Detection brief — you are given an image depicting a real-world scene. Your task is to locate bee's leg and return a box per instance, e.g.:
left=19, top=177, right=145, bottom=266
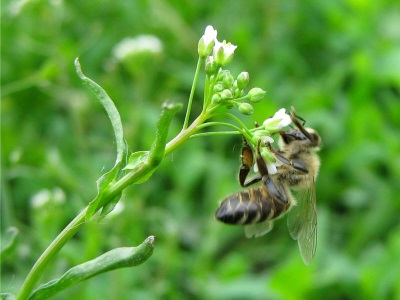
left=289, top=107, right=316, bottom=142
left=239, top=137, right=262, bottom=187
left=266, top=143, right=308, bottom=174
left=255, top=142, right=288, bottom=204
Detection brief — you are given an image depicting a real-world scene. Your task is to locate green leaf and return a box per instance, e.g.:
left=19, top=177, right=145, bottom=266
left=98, top=191, right=122, bottom=220
left=123, top=151, right=155, bottom=184
left=75, top=58, right=128, bottom=219
left=85, top=161, right=124, bottom=220
left=148, top=101, right=182, bottom=166
left=124, top=151, right=149, bottom=171
left=28, top=236, right=155, bottom=300
left=75, top=58, right=125, bottom=165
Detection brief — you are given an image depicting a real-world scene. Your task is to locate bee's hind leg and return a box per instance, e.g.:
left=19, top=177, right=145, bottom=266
left=256, top=141, right=289, bottom=204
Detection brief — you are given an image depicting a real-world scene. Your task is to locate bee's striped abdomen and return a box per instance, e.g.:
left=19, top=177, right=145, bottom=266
left=215, top=187, right=289, bottom=225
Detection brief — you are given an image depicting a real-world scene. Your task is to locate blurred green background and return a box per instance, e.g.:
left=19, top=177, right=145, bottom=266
left=2, top=0, right=400, bottom=299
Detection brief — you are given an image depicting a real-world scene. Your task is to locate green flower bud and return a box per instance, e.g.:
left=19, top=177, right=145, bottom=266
left=205, top=56, right=218, bottom=75
left=248, top=87, right=266, bottom=103
left=220, top=89, right=233, bottom=100
left=213, top=83, right=224, bottom=93
left=217, top=69, right=229, bottom=81
left=233, top=88, right=244, bottom=98
left=237, top=72, right=250, bottom=90
left=211, top=94, right=223, bottom=104
left=260, top=147, right=276, bottom=163
left=222, top=71, right=234, bottom=88
left=238, top=103, right=254, bottom=115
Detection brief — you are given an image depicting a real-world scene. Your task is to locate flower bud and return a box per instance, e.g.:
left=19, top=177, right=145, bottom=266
left=238, top=103, right=254, bottom=115
left=198, top=25, right=217, bottom=58
left=213, top=83, right=224, bottom=93
left=205, top=56, right=218, bottom=75
left=263, top=108, right=292, bottom=131
left=220, top=89, right=233, bottom=100
left=233, top=88, right=244, bottom=98
left=248, top=87, right=266, bottom=103
left=222, top=71, right=234, bottom=88
left=211, top=94, right=222, bottom=104
left=213, top=40, right=237, bottom=66
left=216, top=69, right=229, bottom=81
left=260, top=147, right=275, bottom=163
left=237, top=72, right=250, bottom=90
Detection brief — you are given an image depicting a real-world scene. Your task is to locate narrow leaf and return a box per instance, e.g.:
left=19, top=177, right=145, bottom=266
left=75, top=58, right=125, bottom=165
left=85, top=162, right=122, bottom=219
left=75, top=58, right=128, bottom=219
left=28, top=236, right=155, bottom=300
left=148, top=101, right=182, bottom=166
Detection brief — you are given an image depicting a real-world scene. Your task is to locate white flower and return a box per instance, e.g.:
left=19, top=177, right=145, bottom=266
left=30, top=187, right=65, bottom=208
left=266, top=159, right=283, bottom=175
left=198, top=25, right=218, bottom=57
left=263, top=108, right=292, bottom=131
left=113, top=35, right=163, bottom=61
left=204, top=25, right=218, bottom=40
left=213, top=40, right=237, bottom=66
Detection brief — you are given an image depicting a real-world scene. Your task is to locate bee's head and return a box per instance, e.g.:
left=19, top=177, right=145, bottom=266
left=280, top=128, right=320, bottom=147
left=279, top=108, right=321, bottom=150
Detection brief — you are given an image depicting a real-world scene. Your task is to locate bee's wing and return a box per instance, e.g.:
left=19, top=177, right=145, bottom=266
left=287, top=178, right=317, bottom=265
left=245, top=220, right=274, bottom=238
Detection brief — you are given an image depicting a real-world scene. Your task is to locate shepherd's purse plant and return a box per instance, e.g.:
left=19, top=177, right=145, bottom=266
left=4, top=25, right=294, bottom=300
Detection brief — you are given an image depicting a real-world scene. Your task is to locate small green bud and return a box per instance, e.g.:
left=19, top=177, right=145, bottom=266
left=238, top=103, right=254, bottom=115
left=211, top=94, right=223, bottom=104
left=220, top=89, right=233, bottom=100
left=217, top=69, right=229, bottom=81
left=237, top=72, right=250, bottom=90
left=248, top=87, right=266, bottom=103
left=222, top=71, right=234, bottom=88
left=233, top=88, right=244, bottom=98
left=213, top=83, right=224, bottom=93
left=205, top=56, right=218, bottom=75
left=260, top=147, right=276, bottom=163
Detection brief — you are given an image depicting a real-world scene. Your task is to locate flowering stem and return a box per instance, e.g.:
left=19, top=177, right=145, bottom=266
left=183, top=57, right=204, bottom=130
left=196, top=121, right=243, bottom=133
left=190, top=131, right=241, bottom=139
left=16, top=210, right=87, bottom=300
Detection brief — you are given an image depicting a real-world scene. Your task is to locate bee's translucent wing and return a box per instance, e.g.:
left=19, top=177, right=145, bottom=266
left=245, top=220, right=274, bottom=238
left=287, top=178, right=317, bottom=265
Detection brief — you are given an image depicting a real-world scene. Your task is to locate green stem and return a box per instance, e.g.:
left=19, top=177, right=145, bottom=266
left=183, top=57, right=203, bottom=130
left=196, top=121, right=243, bottom=132
left=16, top=210, right=87, bottom=300
left=190, top=131, right=242, bottom=139
left=15, top=110, right=210, bottom=300
left=202, top=69, right=219, bottom=112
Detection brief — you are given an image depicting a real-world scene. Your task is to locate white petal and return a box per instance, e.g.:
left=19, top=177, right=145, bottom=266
left=267, top=163, right=277, bottom=175
left=203, top=25, right=217, bottom=43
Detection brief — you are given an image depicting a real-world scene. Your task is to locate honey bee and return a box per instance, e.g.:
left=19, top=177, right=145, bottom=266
left=215, top=108, right=321, bottom=265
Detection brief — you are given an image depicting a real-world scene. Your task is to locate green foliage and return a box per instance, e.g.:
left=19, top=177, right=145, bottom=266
left=2, top=0, right=400, bottom=299
left=28, top=236, right=155, bottom=300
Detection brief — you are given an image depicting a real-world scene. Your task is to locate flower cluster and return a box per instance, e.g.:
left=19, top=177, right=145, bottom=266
left=198, top=25, right=266, bottom=116
left=196, top=26, right=294, bottom=174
